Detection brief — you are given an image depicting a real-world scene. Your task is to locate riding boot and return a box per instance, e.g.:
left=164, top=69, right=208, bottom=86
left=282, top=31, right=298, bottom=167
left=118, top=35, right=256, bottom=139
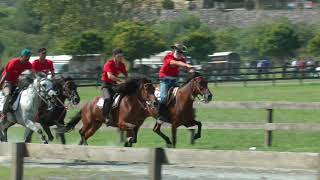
left=1, top=95, right=12, bottom=121
left=156, top=103, right=169, bottom=124
left=103, top=98, right=113, bottom=126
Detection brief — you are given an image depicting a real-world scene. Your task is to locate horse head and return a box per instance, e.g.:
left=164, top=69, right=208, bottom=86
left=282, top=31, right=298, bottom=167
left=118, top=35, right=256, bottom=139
left=61, top=77, right=80, bottom=105
left=189, top=72, right=213, bottom=103
left=34, top=77, right=57, bottom=97
left=140, top=79, right=159, bottom=110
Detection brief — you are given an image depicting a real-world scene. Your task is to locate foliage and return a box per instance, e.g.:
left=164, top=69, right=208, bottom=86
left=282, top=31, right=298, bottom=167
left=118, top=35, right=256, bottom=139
left=24, top=0, right=145, bottom=38
left=214, top=30, right=238, bottom=52
left=256, top=21, right=300, bottom=62
left=176, top=31, right=215, bottom=61
left=152, top=13, right=205, bottom=46
left=162, top=0, right=175, bottom=9
left=106, top=21, right=165, bottom=68
left=307, top=33, right=320, bottom=56
left=60, top=30, right=105, bottom=55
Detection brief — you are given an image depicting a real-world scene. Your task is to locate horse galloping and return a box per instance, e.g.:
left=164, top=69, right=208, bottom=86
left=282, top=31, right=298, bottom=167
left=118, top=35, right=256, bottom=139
left=24, top=76, right=80, bottom=144
left=65, top=77, right=158, bottom=147
left=0, top=72, right=57, bottom=143
left=153, top=72, right=213, bottom=148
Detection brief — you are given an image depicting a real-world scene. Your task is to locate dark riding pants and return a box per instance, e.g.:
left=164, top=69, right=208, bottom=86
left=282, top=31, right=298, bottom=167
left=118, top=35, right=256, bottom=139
left=101, top=82, right=115, bottom=120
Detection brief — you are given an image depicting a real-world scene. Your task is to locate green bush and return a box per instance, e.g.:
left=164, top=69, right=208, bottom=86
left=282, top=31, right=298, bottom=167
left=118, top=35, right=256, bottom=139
left=162, top=0, right=174, bottom=9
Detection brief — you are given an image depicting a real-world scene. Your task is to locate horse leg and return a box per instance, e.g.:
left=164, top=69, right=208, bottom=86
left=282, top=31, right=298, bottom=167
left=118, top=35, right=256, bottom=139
left=2, top=120, right=15, bottom=142
left=24, top=128, right=33, bottom=143
left=24, top=120, right=48, bottom=144
left=78, top=129, right=85, bottom=145
left=83, top=122, right=102, bottom=146
left=124, top=130, right=133, bottom=147
left=132, top=126, right=139, bottom=143
left=59, top=133, right=66, bottom=144
left=153, top=123, right=172, bottom=147
left=42, top=125, right=54, bottom=142
left=171, top=126, right=178, bottom=148
left=192, top=120, right=202, bottom=140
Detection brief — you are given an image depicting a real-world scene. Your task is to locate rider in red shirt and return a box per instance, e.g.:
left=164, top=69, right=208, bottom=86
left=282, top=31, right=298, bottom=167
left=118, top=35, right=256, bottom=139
left=101, top=48, right=128, bottom=126
left=0, top=48, right=33, bottom=115
left=157, top=43, right=194, bottom=124
left=32, top=48, right=55, bottom=77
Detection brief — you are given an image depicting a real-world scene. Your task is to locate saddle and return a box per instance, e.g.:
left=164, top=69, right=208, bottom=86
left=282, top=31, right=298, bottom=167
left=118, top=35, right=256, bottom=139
left=96, top=93, right=123, bottom=109
left=155, top=86, right=179, bottom=106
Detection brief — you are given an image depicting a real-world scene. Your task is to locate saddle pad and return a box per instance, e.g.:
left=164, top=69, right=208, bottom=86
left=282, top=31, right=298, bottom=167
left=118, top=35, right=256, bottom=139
left=112, top=95, right=121, bottom=108
left=0, top=92, right=4, bottom=112
left=96, top=95, right=121, bottom=109
left=155, top=87, right=179, bottom=101
left=12, top=91, right=22, bottom=111
left=96, top=98, right=104, bottom=109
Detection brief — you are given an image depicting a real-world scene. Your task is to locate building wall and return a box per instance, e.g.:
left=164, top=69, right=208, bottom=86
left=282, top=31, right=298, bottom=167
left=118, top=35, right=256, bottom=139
left=137, top=9, right=320, bottom=28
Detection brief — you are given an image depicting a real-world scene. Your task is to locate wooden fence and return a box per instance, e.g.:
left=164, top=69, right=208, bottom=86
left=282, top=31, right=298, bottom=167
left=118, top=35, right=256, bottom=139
left=61, top=66, right=320, bottom=87
left=0, top=142, right=319, bottom=180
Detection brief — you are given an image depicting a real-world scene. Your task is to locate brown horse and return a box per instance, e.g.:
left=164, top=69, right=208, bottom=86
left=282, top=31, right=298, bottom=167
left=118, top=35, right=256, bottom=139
left=153, top=72, right=213, bottom=148
left=65, top=77, right=158, bottom=147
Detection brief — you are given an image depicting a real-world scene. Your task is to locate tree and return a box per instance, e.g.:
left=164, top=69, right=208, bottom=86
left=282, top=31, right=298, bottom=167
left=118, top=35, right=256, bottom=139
left=24, top=0, right=145, bottom=38
left=107, top=21, right=165, bottom=69
left=214, top=30, right=238, bottom=52
left=152, top=13, right=204, bottom=46
left=256, top=21, right=300, bottom=62
left=176, top=31, right=215, bottom=61
left=307, top=33, right=320, bottom=56
left=60, top=30, right=104, bottom=55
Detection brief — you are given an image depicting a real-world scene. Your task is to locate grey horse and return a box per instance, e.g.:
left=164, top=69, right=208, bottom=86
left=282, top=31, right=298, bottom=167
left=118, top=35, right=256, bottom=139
left=0, top=72, right=57, bottom=143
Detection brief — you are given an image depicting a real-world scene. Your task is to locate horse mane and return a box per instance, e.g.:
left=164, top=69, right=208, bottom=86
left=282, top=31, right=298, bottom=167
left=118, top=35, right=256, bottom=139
left=115, top=77, right=152, bottom=96
left=181, top=71, right=202, bottom=86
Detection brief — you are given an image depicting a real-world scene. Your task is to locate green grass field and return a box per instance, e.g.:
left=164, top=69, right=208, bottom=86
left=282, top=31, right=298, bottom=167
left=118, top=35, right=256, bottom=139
left=6, top=83, right=320, bottom=152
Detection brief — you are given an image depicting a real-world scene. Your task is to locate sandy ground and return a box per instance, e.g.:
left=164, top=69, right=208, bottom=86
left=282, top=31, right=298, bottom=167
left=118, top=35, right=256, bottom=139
left=0, top=156, right=318, bottom=180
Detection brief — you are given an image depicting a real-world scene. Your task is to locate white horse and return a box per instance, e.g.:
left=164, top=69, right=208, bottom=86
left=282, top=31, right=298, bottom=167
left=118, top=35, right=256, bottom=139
left=0, top=72, right=57, bottom=144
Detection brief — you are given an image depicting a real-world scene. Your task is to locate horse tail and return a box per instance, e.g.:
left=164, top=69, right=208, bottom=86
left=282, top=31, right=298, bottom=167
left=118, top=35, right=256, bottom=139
left=65, top=110, right=82, bottom=132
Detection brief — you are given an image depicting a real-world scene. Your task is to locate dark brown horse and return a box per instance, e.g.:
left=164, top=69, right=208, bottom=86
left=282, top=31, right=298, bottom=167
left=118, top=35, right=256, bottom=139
left=65, top=77, right=158, bottom=147
left=23, top=76, right=80, bottom=144
left=153, top=72, right=213, bottom=148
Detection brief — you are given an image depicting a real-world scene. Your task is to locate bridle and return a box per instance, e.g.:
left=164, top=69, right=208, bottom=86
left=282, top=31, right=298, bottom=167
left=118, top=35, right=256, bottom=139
left=190, top=76, right=209, bottom=102
left=137, top=82, right=158, bottom=110
left=34, top=78, right=56, bottom=106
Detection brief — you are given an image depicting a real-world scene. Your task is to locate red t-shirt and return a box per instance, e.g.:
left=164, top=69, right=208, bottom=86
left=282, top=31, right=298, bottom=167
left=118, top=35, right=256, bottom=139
left=159, top=52, right=185, bottom=78
left=2, top=58, right=32, bottom=84
left=32, top=59, right=54, bottom=74
left=101, top=59, right=128, bottom=84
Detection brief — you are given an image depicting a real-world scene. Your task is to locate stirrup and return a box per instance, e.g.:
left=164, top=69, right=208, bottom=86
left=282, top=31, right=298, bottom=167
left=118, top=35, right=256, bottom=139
left=105, top=117, right=112, bottom=126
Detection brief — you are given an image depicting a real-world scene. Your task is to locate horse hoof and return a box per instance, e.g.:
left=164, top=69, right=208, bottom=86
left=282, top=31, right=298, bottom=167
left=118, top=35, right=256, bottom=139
left=193, top=134, right=201, bottom=140
left=127, top=137, right=134, bottom=143
left=43, top=141, right=48, bottom=144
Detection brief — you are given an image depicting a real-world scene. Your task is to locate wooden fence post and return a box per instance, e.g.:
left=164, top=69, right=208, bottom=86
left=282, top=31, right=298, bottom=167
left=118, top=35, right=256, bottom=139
left=272, top=73, right=275, bottom=86
left=149, top=148, right=164, bottom=180
left=265, top=109, right=273, bottom=147
left=96, top=72, right=99, bottom=89
left=189, top=129, right=195, bottom=145
left=11, top=143, right=25, bottom=180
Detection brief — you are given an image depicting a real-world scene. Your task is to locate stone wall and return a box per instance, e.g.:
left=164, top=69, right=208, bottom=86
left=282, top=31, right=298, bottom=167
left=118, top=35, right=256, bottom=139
left=138, top=9, right=320, bottom=28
